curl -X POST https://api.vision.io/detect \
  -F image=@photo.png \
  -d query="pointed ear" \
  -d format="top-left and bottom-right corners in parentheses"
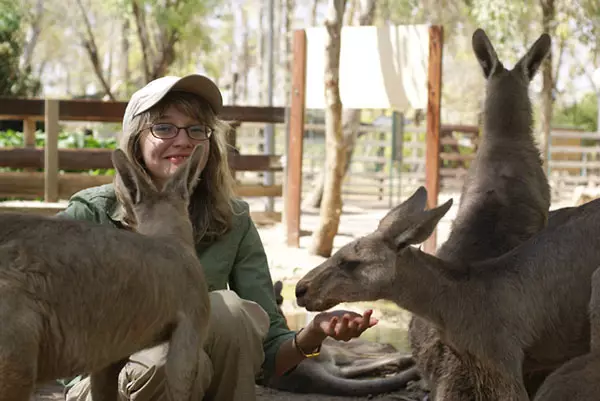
top-left (378, 186), bottom-right (428, 233)
top-left (382, 199), bottom-right (453, 250)
top-left (472, 28), bottom-right (501, 78)
top-left (514, 33), bottom-right (551, 81)
top-left (164, 143), bottom-right (209, 199)
top-left (111, 149), bottom-right (155, 204)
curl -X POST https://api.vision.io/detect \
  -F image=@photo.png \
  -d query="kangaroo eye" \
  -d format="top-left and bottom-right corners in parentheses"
top-left (343, 260), bottom-right (361, 270)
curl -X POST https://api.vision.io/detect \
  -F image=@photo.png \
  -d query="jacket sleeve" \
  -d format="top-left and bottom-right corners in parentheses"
top-left (228, 212), bottom-right (296, 381)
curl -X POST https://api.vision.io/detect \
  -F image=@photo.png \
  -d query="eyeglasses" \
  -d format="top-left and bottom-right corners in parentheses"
top-left (145, 123), bottom-right (213, 141)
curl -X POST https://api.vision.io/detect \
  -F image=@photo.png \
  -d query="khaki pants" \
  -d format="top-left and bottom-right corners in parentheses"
top-left (65, 290), bottom-right (270, 401)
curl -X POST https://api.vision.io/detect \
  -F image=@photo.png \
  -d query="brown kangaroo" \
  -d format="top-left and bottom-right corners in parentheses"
top-left (532, 267), bottom-right (600, 401)
top-left (295, 186), bottom-right (600, 401)
top-left (408, 28), bottom-right (552, 401)
top-left (0, 145), bottom-right (210, 401)
top-left (265, 281), bottom-right (420, 397)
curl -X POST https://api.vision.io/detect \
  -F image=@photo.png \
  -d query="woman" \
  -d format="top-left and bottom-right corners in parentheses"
top-left (58, 74), bottom-right (378, 401)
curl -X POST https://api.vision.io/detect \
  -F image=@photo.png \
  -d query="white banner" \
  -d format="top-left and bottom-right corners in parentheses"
top-left (305, 24), bottom-right (430, 111)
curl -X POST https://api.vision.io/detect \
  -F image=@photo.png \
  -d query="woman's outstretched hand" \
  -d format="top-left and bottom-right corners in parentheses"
top-left (310, 309), bottom-right (379, 342)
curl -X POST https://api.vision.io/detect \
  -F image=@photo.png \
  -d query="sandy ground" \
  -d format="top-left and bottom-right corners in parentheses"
top-left (33, 383), bottom-right (424, 401)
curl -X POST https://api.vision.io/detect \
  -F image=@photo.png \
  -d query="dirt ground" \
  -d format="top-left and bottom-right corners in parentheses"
top-left (33, 383), bottom-right (424, 401)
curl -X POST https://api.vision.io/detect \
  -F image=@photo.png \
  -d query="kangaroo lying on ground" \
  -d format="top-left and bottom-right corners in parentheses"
top-left (408, 28), bottom-right (552, 400)
top-left (0, 145), bottom-right (210, 401)
top-left (532, 267), bottom-right (600, 401)
top-left (295, 186), bottom-right (600, 401)
top-left (265, 281), bottom-right (419, 396)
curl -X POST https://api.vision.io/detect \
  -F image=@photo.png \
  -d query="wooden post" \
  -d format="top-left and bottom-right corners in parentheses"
top-left (44, 99), bottom-right (60, 202)
top-left (23, 117), bottom-right (37, 173)
top-left (23, 118), bottom-right (36, 148)
top-left (285, 29), bottom-right (307, 248)
top-left (423, 25), bottom-right (444, 254)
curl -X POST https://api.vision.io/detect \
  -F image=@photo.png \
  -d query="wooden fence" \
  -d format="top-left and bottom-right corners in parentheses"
top-left (547, 128), bottom-right (600, 202)
top-left (0, 97), bottom-right (288, 224)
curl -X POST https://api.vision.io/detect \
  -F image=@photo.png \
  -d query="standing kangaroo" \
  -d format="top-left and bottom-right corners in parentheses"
top-left (295, 187), bottom-right (600, 401)
top-left (0, 145), bottom-right (210, 401)
top-left (532, 267), bottom-right (600, 401)
top-left (407, 28), bottom-right (552, 400)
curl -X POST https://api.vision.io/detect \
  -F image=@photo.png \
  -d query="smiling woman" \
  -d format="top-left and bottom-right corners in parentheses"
top-left (55, 74), bottom-right (379, 401)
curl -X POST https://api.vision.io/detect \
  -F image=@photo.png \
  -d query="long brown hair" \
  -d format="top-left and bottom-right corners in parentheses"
top-left (114, 91), bottom-right (237, 244)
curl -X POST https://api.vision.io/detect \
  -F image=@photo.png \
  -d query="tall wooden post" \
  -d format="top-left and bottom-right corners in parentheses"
top-left (423, 25), bottom-right (444, 254)
top-left (44, 99), bottom-right (60, 202)
top-left (285, 29), bottom-right (307, 247)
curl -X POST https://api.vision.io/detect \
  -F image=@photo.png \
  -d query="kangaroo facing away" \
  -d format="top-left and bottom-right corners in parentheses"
top-left (533, 267), bottom-right (600, 401)
top-left (408, 28), bottom-right (552, 400)
top-left (295, 186), bottom-right (600, 401)
top-left (0, 145), bottom-right (210, 401)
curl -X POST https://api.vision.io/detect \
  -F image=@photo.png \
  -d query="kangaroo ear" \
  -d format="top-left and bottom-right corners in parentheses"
top-left (378, 186), bottom-right (428, 233)
top-left (165, 143), bottom-right (209, 200)
top-left (514, 33), bottom-right (551, 81)
top-left (112, 149), bottom-right (155, 204)
top-left (382, 199), bottom-right (453, 250)
top-left (472, 28), bottom-right (501, 78)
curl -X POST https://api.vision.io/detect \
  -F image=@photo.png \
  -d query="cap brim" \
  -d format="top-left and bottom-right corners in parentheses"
top-left (135, 74), bottom-right (223, 117)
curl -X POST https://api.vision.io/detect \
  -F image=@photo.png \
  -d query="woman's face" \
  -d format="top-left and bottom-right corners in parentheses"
top-left (139, 105), bottom-right (211, 188)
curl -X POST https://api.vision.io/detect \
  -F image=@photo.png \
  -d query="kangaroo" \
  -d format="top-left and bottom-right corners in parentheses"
top-left (532, 266), bottom-right (600, 401)
top-left (266, 280), bottom-right (419, 396)
top-left (0, 145), bottom-right (210, 401)
top-left (407, 28), bottom-right (552, 400)
top-left (295, 186), bottom-right (600, 401)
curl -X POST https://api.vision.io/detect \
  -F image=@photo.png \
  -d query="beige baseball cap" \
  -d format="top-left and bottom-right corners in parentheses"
top-left (122, 74), bottom-right (223, 134)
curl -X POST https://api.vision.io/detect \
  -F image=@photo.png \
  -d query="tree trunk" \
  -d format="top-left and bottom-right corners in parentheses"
top-left (303, 109), bottom-right (361, 208)
top-left (131, 0), bottom-right (152, 82)
top-left (309, 0), bottom-right (347, 257)
top-left (539, 0), bottom-right (555, 172)
top-left (74, 0), bottom-right (115, 100)
top-left (304, 0), bottom-right (376, 208)
top-left (120, 17), bottom-right (130, 98)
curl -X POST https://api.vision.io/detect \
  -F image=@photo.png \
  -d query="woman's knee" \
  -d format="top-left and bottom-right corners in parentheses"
top-left (207, 290), bottom-right (269, 346)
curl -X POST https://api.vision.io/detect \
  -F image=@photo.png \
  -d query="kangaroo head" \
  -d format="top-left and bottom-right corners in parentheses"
top-left (472, 28), bottom-right (551, 82)
top-left (111, 143), bottom-right (208, 239)
top-left (296, 187), bottom-right (453, 312)
top-left (472, 28), bottom-right (551, 117)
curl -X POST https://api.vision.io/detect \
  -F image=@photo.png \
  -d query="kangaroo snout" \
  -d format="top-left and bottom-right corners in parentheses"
top-left (295, 282), bottom-right (308, 306)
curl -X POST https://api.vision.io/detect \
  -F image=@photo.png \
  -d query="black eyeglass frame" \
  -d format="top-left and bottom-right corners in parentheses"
top-left (139, 123), bottom-right (214, 141)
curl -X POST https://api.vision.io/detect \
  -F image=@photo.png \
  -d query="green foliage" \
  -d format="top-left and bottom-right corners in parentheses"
top-left (0, 0), bottom-right (41, 96)
top-left (553, 92), bottom-right (599, 132)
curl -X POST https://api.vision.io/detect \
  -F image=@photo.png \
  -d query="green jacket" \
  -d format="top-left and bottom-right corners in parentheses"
top-left (56, 183), bottom-right (294, 381)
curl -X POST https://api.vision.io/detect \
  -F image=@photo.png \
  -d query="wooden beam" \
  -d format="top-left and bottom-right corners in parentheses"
top-left (423, 25), bottom-right (444, 255)
top-left (0, 202), bottom-right (282, 226)
top-left (285, 29), bottom-right (307, 248)
top-left (0, 172), bottom-right (283, 200)
top-left (44, 99), bottom-right (59, 202)
top-left (0, 172), bottom-right (112, 200)
top-left (0, 148), bottom-right (283, 172)
top-left (0, 98), bottom-right (286, 124)
top-left (235, 184), bottom-right (283, 197)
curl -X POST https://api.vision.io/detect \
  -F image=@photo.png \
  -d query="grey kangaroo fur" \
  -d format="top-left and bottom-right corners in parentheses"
top-left (296, 187), bottom-right (600, 401)
top-left (265, 281), bottom-right (419, 396)
top-left (411, 28), bottom-right (552, 400)
top-left (533, 266), bottom-right (600, 401)
top-left (0, 145), bottom-right (210, 401)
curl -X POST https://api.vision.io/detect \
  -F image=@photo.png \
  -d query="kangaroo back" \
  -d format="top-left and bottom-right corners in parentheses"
top-left (532, 267), bottom-right (600, 401)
